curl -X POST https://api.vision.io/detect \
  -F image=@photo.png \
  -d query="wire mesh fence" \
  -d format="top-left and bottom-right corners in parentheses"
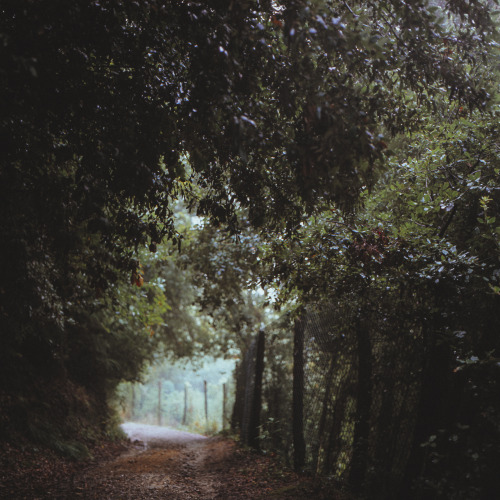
top-left (234, 296), bottom-right (426, 498)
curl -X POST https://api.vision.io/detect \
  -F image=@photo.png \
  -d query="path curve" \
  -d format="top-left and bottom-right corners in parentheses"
top-left (62, 423), bottom-right (337, 499)
top-left (121, 422), bottom-right (207, 448)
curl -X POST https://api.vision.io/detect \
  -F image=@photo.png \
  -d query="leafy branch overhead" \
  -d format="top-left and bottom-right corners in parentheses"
top-left (1, 1), bottom-right (496, 243)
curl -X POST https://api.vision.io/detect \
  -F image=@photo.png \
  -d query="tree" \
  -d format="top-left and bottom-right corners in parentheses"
top-left (262, 107), bottom-right (500, 497)
top-left (0, 0), bottom-right (497, 454)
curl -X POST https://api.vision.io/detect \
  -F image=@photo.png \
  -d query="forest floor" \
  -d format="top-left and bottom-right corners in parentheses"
top-left (0, 423), bottom-right (352, 499)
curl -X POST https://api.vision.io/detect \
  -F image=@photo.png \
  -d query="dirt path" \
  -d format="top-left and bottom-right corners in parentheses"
top-left (1, 423), bottom-right (350, 499)
top-left (70, 424), bottom-right (235, 499)
top-left (64, 423), bottom-right (347, 499)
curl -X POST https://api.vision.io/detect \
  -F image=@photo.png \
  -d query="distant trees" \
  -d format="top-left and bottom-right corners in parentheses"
top-left (117, 357), bottom-right (234, 433)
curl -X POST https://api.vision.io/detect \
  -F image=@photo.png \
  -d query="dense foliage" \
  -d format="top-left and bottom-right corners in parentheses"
top-left (261, 107), bottom-right (499, 497)
top-left (0, 1), bottom-right (498, 496)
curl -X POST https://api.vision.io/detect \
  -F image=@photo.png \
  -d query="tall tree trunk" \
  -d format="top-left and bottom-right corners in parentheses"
top-left (241, 342), bottom-right (257, 445)
top-left (314, 357), bottom-right (335, 474)
top-left (349, 317), bottom-right (373, 493)
top-left (324, 383), bottom-right (350, 475)
top-left (293, 317), bottom-right (306, 471)
top-left (400, 332), bottom-right (454, 498)
top-left (231, 359), bottom-right (246, 432)
top-left (248, 330), bottom-right (265, 449)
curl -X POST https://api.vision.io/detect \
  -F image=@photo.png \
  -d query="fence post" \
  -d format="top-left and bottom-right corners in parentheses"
top-left (182, 383), bottom-right (188, 426)
top-left (204, 380), bottom-right (208, 430)
top-left (130, 384), bottom-right (136, 421)
top-left (248, 330), bottom-right (265, 449)
top-left (157, 380), bottom-right (162, 426)
top-left (222, 383), bottom-right (227, 430)
top-left (293, 316), bottom-right (306, 471)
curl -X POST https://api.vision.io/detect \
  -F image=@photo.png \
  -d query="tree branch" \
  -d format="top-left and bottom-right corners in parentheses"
top-left (438, 203), bottom-right (457, 239)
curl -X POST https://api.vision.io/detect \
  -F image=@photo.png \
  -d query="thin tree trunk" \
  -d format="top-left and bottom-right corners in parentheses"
top-left (349, 317), bottom-right (373, 493)
top-left (324, 383), bottom-right (349, 475)
top-left (241, 344), bottom-right (257, 445)
top-left (293, 317), bottom-right (306, 471)
top-left (231, 359), bottom-right (246, 432)
top-left (314, 357), bottom-right (335, 474)
top-left (400, 332), bottom-right (455, 498)
top-left (248, 330), bottom-right (265, 449)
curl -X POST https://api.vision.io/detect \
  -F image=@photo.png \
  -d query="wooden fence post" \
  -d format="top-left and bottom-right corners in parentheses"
top-left (157, 380), bottom-right (162, 426)
top-left (222, 383), bottom-right (227, 430)
top-left (204, 380), bottom-right (208, 430)
top-left (131, 384), bottom-right (135, 421)
top-left (182, 383), bottom-right (188, 426)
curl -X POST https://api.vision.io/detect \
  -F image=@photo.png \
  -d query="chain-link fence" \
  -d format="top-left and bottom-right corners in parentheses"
top-left (233, 297), bottom-right (426, 498)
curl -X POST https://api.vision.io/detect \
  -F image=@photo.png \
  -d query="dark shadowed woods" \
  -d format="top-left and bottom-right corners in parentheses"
top-left (1, 1), bottom-right (499, 498)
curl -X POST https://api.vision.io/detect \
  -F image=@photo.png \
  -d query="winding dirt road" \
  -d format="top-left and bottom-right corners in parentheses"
top-left (2, 422), bottom-right (345, 499)
top-left (62, 422), bottom-right (343, 499)
top-left (69, 423), bottom-right (232, 499)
